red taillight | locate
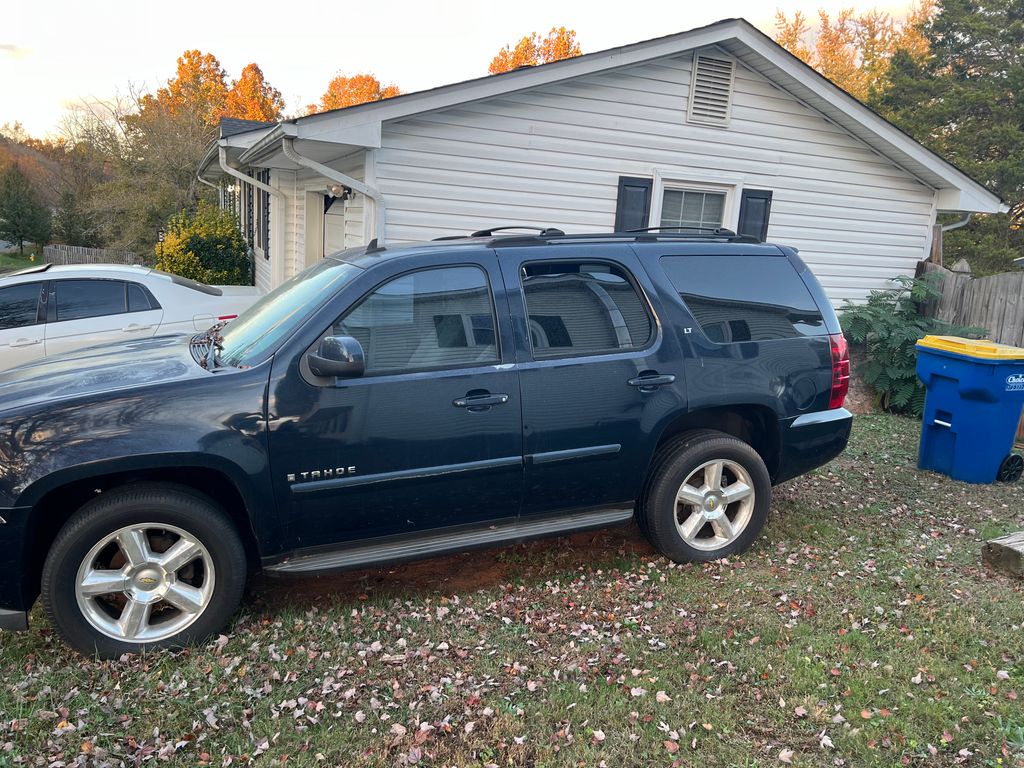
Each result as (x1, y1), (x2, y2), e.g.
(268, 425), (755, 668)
(829, 333), (850, 409)
(217, 314), (237, 321)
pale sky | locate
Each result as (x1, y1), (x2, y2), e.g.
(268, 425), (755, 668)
(1, 0), (914, 138)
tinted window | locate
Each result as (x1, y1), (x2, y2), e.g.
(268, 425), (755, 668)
(521, 262), (652, 358)
(660, 255), (825, 341)
(335, 266), (498, 374)
(54, 280), (127, 322)
(0, 282), (42, 330)
(127, 283), (155, 312)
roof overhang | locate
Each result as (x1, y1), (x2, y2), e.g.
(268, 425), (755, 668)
(197, 18), (1005, 213)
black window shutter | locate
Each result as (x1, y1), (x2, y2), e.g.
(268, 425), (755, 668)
(614, 176), (653, 232)
(737, 188), (773, 241)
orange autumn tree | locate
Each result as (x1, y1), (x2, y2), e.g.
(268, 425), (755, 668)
(307, 74), (401, 114)
(773, 2), (934, 101)
(142, 49), (231, 126)
(225, 63), (285, 122)
(489, 26), (582, 74)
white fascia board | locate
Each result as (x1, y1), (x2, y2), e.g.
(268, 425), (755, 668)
(237, 124), (297, 165)
(297, 120), (382, 148)
(734, 26), (1003, 213)
(936, 187), (1008, 214)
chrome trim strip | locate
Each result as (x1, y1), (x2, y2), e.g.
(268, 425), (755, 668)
(529, 444), (621, 465)
(290, 455), (523, 494)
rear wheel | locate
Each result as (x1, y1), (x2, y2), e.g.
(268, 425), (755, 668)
(640, 431), (771, 562)
(41, 483), (247, 658)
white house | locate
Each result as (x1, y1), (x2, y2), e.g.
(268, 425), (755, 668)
(197, 18), (1005, 303)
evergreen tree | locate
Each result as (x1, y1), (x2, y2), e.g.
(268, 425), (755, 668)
(52, 190), (102, 247)
(0, 164), (51, 255)
(873, 0), (1024, 274)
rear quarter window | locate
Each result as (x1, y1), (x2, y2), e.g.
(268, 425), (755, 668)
(660, 255), (825, 341)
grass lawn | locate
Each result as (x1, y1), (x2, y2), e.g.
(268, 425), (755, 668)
(2, 414), (1022, 766)
(0, 251), (37, 273)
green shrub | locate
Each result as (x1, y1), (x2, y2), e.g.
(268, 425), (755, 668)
(155, 202), (251, 285)
(840, 274), (984, 416)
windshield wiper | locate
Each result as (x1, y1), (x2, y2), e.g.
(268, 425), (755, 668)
(190, 321), (228, 370)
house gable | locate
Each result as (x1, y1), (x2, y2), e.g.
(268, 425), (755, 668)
(374, 49), (936, 303)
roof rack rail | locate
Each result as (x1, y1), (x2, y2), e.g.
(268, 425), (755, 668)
(470, 226), (566, 237)
(627, 226), (738, 236)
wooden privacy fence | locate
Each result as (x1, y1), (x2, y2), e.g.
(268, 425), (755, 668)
(916, 261), (1024, 442)
(42, 244), (145, 266)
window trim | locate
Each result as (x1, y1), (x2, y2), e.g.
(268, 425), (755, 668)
(649, 170), (742, 232)
(0, 281), (46, 330)
(309, 263), (503, 384)
(46, 278), (159, 324)
(518, 258), (658, 362)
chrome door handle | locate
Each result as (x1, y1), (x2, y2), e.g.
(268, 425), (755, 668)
(9, 338), (41, 347)
(627, 373), (676, 392)
(453, 393), (510, 412)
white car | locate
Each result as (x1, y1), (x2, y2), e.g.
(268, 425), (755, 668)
(0, 264), (263, 371)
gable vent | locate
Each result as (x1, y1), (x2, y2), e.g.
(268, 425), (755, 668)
(687, 52), (735, 126)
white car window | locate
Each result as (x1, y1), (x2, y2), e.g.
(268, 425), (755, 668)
(0, 282), (43, 329)
(54, 280), (127, 321)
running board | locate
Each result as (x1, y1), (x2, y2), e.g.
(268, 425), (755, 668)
(264, 507), (634, 576)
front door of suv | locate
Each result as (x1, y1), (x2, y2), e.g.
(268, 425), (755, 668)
(498, 244), (685, 518)
(268, 254), (523, 550)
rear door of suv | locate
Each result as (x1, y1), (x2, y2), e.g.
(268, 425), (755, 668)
(497, 243), (685, 518)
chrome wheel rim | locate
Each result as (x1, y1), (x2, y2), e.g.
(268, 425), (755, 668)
(674, 459), (756, 552)
(74, 523), (215, 643)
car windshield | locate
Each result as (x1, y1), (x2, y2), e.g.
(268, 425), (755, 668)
(218, 259), (362, 368)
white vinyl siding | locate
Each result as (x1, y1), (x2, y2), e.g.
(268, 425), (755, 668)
(374, 48), (935, 304)
(288, 151), (365, 280)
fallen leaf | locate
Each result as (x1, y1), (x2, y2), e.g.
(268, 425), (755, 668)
(390, 723), (407, 737)
(779, 748), (795, 763)
(794, 706), (808, 718)
(656, 691), (672, 703)
(593, 729), (605, 742)
(997, 670), (1010, 681)
(663, 740), (679, 753)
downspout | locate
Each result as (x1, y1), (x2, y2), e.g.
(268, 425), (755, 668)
(941, 212), (972, 232)
(218, 147), (282, 201)
(281, 137), (385, 244)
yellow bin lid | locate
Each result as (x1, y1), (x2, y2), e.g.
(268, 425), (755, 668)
(917, 335), (1024, 360)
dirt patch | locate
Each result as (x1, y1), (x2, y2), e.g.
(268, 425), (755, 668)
(845, 344), (877, 415)
(250, 521), (655, 612)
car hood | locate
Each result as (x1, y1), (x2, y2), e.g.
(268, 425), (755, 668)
(0, 334), (209, 414)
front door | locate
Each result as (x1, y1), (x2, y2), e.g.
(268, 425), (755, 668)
(0, 281), (46, 369)
(498, 245), (685, 517)
(268, 255), (523, 550)
(323, 199), (347, 256)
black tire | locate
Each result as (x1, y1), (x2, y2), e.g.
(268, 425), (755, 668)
(41, 483), (247, 658)
(639, 430), (771, 563)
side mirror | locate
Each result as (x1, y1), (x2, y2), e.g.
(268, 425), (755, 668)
(307, 335), (365, 378)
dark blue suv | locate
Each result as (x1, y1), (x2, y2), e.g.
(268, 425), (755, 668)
(0, 229), (852, 656)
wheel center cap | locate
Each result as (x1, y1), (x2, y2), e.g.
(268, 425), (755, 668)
(703, 494), (724, 519)
(132, 568), (164, 592)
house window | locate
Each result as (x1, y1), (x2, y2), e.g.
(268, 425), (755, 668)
(257, 169), (271, 259)
(659, 188), (727, 231)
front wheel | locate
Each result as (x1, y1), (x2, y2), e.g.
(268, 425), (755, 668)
(41, 483), (247, 658)
(640, 431), (772, 562)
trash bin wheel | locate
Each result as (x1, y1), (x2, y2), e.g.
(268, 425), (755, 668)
(997, 454), (1024, 483)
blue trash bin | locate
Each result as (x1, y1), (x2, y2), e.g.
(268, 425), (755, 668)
(916, 335), (1024, 484)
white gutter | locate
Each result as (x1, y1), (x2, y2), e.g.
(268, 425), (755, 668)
(941, 212), (972, 232)
(218, 146), (282, 200)
(197, 174), (219, 191)
(281, 137), (385, 243)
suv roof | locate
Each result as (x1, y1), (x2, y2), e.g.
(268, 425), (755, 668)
(328, 228), (788, 269)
